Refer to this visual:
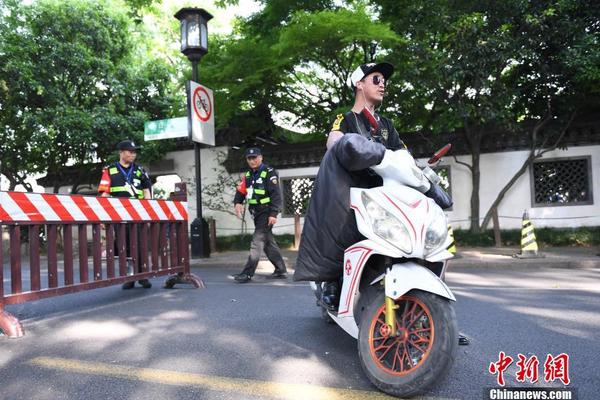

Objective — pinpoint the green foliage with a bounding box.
[371,0,600,231]
[218,227,599,251]
[272,6,401,133]
[201,2,401,136]
[216,233,295,251]
[453,227,600,247]
[0,0,179,191]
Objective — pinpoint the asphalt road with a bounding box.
[1,262,598,400]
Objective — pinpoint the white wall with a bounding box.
[174,144,599,234]
[39,144,600,234]
[163,148,318,236]
[435,144,600,230]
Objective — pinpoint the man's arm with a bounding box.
[326,113,348,150]
[233,176,247,218]
[266,168,282,225]
[98,167,111,197]
[140,167,152,199]
[327,131,344,150]
[333,133,386,171]
[383,118,406,151]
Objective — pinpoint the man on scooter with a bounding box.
[294,61,469,345]
[327,62,403,151]
[295,61,409,307]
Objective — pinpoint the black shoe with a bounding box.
[138,279,152,289]
[266,271,287,279]
[122,281,135,290]
[234,273,251,283]
[458,333,470,345]
[321,281,340,311]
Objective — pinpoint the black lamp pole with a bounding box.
[175,8,213,258]
[191,59,204,258]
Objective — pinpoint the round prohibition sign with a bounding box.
[193,86,212,122]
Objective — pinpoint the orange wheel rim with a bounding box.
[368,296,435,376]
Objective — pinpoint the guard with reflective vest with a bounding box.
[232,147,288,283]
[98,140,152,200]
[98,139,153,289]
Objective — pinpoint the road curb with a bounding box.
[191,252,600,271]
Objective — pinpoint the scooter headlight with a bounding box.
[362,192,412,254]
[424,204,448,255]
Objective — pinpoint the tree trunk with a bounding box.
[479,111,575,230]
[463,125,482,233]
[470,150,481,233]
[480,155,534,230]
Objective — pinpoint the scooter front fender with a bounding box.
[380,262,456,302]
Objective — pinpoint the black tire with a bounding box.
[358,290,458,398]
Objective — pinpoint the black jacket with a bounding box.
[331,111,406,151]
[294,134,386,282]
[233,163,282,218]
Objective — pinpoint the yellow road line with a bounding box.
[29,356,456,400]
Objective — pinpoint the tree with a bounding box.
[271,5,401,133]
[0,0,180,192]
[374,0,600,232]
[201,1,401,137]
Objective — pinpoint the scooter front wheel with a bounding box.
[357,290,458,398]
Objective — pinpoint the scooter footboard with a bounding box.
[383,262,456,301]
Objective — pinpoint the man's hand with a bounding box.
[234,203,244,219]
[268,216,277,226]
[326,131,343,150]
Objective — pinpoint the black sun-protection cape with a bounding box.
[294,134,386,282]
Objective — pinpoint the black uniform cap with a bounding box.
[117,140,141,151]
[245,147,262,157]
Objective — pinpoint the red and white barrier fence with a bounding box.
[1,183,202,339]
[0,191,188,222]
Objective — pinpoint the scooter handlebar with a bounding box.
[428,143,452,164]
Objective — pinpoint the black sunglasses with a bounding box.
[362,75,386,86]
[371,75,386,86]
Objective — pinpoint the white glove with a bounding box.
[371,149,431,193]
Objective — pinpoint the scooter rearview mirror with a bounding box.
[428,143,452,164]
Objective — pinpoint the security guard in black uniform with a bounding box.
[98,139,153,289]
[232,147,287,283]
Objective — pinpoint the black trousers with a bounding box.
[240,210,287,276]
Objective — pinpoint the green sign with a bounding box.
[144,117,188,141]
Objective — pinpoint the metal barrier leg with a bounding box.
[164,223,205,289]
[0,307,24,339]
[1,225,24,338]
[164,272,205,289]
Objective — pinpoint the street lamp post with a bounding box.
[175,8,213,258]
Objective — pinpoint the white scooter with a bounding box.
[311,144,457,398]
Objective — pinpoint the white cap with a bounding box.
[346,62,394,89]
